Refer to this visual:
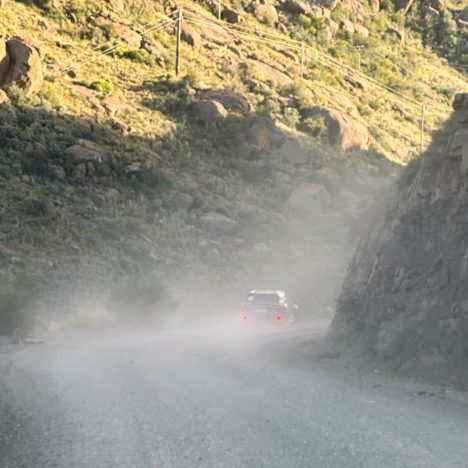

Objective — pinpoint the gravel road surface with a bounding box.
[1,322,467,468]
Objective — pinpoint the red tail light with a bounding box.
[242,315,248,320]
[275,314,283,321]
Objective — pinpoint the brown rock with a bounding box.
[103,97,125,118]
[340,19,355,34]
[369,0,380,12]
[394,0,415,13]
[431,0,444,11]
[199,212,238,235]
[253,4,278,23]
[386,27,405,43]
[287,0,312,15]
[141,39,165,66]
[247,122,271,152]
[354,24,369,38]
[107,0,125,12]
[286,183,330,219]
[66,139,113,163]
[321,0,338,10]
[196,88,251,114]
[0,89,9,103]
[191,99,228,125]
[325,18,339,33]
[221,7,242,24]
[280,138,307,165]
[113,23,142,49]
[248,59,293,86]
[459,7,468,23]
[0,37,43,96]
[181,23,201,49]
[304,107,369,151]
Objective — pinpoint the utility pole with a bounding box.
[355,44,364,72]
[217,0,222,20]
[420,104,426,156]
[175,9,182,77]
[300,41,305,79]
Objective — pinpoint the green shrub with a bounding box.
[299,116,327,138]
[297,14,312,29]
[121,49,152,64]
[22,198,50,217]
[0,276,39,334]
[89,80,115,94]
[258,97,281,118]
[280,107,301,128]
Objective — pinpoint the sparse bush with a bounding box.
[299,116,327,139]
[297,14,312,29]
[108,276,174,321]
[22,198,50,217]
[258,97,281,118]
[89,80,115,94]
[0,276,39,334]
[280,107,301,128]
[121,49,152,65]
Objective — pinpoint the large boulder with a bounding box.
[248,59,293,86]
[386,27,405,43]
[459,7,468,23]
[195,89,251,115]
[181,23,201,49]
[286,184,330,219]
[113,24,142,49]
[0,37,43,96]
[354,24,369,39]
[65,139,113,163]
[190,99,228,125]
[431,0,444,11]
[199,212,238,235]
[393,0,415,13]
[246,116,286,151]
[369,0,380,12]
[303,107,369,151]
[287,0,312,15]
[280,138,307,165]
[340,19,355,34]
[0,89,8,103]
[253,4,278,23]
[16,0,57,7]
[221,7,242,23]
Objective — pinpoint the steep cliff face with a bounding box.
[330,94,468,387]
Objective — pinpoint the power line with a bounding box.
[63,17,178,75]
[185,10,452,118]
[1,15,178,100]
[61,10,180,72]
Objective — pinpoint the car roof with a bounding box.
[248,290,286,297]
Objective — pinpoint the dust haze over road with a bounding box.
[1,321,468,468]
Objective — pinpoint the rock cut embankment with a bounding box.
[329,94,468,388]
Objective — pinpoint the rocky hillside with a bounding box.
[329,93,468,389]
[0,0,466,332]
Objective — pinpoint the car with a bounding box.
[241,290,299,323]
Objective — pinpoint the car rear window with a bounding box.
[247,293,280,302]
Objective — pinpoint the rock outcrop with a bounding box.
[221,7,242,23]
[195,88,251,115]
[181,23,201,49]
[190,99,228,125]
[252,4,278,23]
[329,94,468,387]
[303,107,369,151]
[287,0,312,15]
[0,37,43,96]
